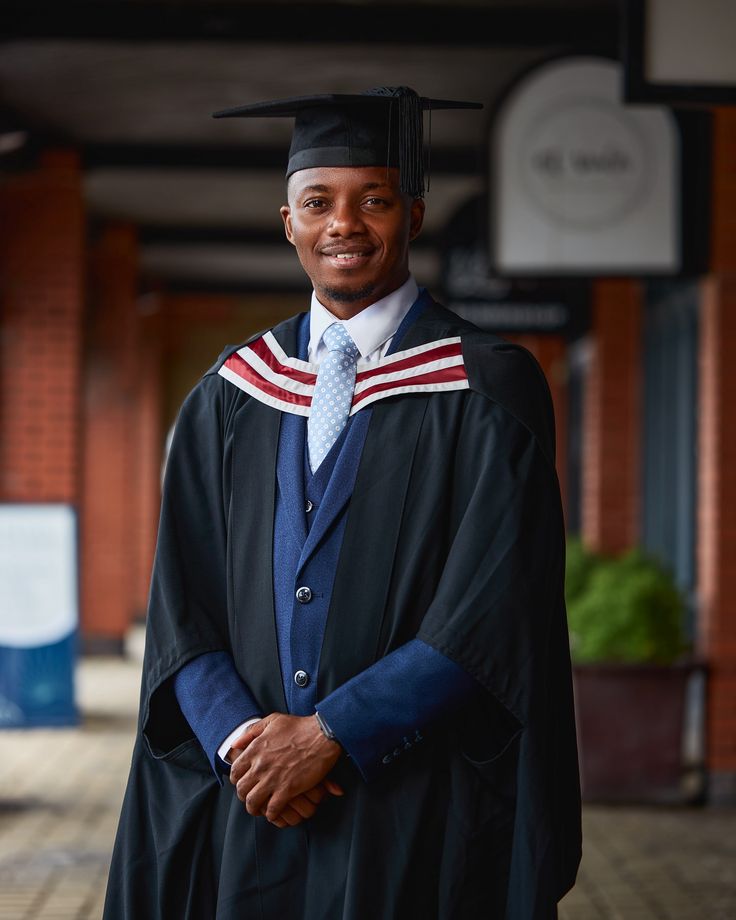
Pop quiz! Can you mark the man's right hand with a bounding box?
[227,728,344,829]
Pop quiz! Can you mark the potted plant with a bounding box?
[566,539,701,803]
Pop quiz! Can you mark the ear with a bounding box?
[408,197,425,242]
[280,204,295,245]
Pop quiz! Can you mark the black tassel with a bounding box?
[365,86,425,198]
[426,101,432,194]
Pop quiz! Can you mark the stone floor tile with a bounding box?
[1,626,735,919]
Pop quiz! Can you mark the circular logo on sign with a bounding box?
[520,97,650,230]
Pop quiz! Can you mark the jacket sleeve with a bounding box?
[173,651,262,783]
[315,637,477,781]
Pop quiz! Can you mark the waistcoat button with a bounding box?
[305,499,314,513]
[295,586,312,603]
[294,670,310,688]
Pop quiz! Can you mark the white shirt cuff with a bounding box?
[217,717,262,764]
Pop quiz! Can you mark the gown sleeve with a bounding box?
[415,388,566,735]
[317,389,561,780]
[137,372,245,768]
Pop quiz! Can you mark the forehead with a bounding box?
[287,165,401,196]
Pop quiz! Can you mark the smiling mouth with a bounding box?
[324,251,373,268]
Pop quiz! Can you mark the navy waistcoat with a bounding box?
[272,293,429,714]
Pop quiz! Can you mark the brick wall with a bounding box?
[133,307,163,620]
[698,281,736,801]
[0,150,85,503]
[697,107,736,803]
[581,280,642,555]
[80,224,141,648]
[508,334,569,515]
[161,292,302,426]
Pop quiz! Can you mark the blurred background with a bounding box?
[0,0,735,917]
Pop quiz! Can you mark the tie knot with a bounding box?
[322,322,359,360]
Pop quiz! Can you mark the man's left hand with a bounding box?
[229,713,343,825]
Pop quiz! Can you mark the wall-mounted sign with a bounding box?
[0,504,78,727]
[624,0,736,105]
[449,301,571,333]
[0,504,78,647]
[492,56,679,275]
[440,195,590,337]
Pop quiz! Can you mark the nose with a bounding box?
[327,200,366,236]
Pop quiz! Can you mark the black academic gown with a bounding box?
[103,298,582,920]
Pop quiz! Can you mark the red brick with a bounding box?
[80,223,143,641]
[0,149,84,503]
[504,334,569,513]
[581,279,642,554]
[132,309,163,620]
[698,182,736,775]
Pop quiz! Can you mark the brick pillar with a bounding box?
[510,335,569,516]
[710,108,736,275]
[697,107,736,803]
[80,224,140,650]
[581,280,642,554]
[133,304,163,620]
[0,150,85,502]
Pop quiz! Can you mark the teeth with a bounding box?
[334,252,365,259]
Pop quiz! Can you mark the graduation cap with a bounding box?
[212,86,482,199]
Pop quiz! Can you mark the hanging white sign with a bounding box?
[492,56,679,273]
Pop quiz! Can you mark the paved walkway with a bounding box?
[0,629,734,920]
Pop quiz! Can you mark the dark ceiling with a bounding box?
[0,0,618,291]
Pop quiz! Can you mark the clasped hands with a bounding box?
[228,712,343,829]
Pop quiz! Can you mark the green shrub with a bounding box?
[566,545,688,665]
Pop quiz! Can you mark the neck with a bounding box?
[315,271,410,320]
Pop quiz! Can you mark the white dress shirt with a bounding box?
[217,274,419,766]
[308,274,419,364]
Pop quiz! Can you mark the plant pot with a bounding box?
[572,660,703,804]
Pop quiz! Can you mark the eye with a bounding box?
[364,197,388,207]
[304,198,328,209]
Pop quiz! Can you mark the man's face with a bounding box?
[280,165,425,318]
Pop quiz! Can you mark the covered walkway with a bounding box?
[0,629,734,919]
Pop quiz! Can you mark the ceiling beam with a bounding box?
[83,144,485,175]
[1,2,618,48]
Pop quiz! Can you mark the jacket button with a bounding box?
[294,670,310,688]
[305,499,314,513]
[295,586,312,603]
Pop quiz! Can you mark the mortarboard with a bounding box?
[212,86,482,198]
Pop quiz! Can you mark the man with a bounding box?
[104,87,581,920]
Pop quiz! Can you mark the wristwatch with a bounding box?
[315,710,338,742]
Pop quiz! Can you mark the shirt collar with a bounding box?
[309,275,419,360]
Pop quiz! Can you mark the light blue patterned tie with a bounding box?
[308,322,360,473]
